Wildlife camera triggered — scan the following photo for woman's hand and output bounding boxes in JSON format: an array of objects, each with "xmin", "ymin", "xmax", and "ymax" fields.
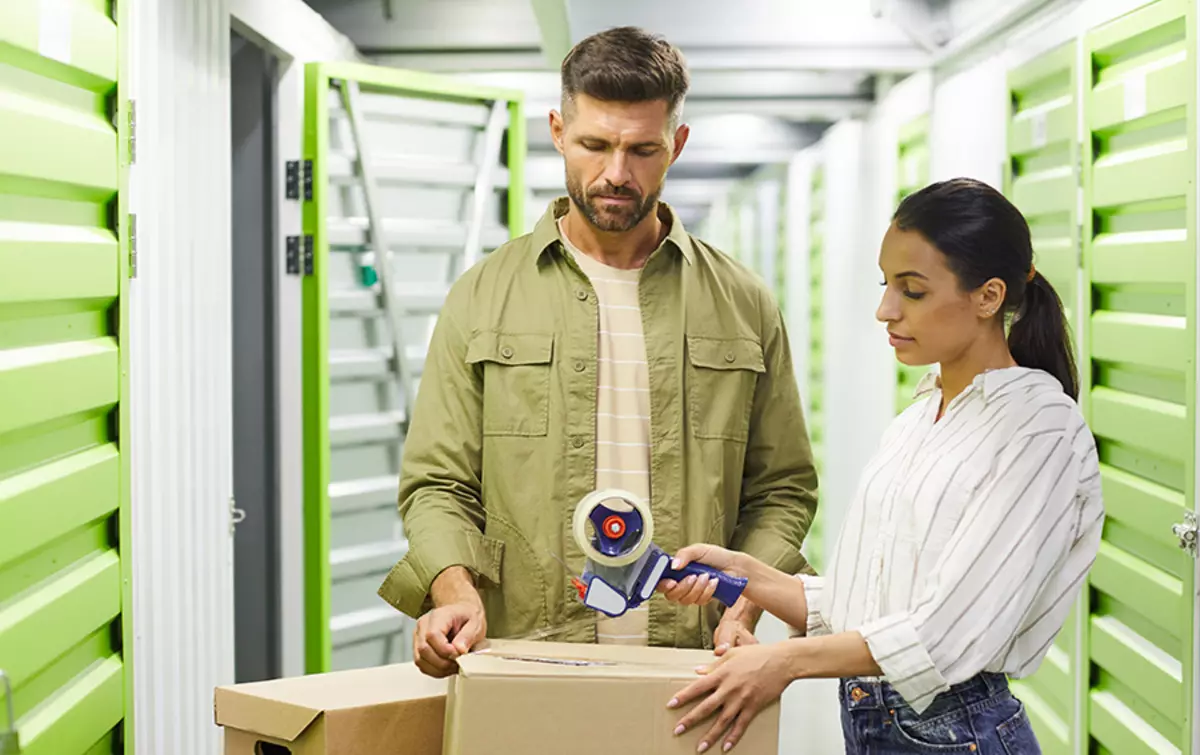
[
  {"xmin": 667, "ymin": 643, "xmax": 792, "ymax": 753},
  {"xmin": 656, "ymin": 544, "xmax": 746, "ymax": 606}
]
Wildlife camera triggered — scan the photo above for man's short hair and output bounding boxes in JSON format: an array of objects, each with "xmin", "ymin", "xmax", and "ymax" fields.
[{"xmin": 560, "ymin": 26, "xmax": 690, "ymax": 123}]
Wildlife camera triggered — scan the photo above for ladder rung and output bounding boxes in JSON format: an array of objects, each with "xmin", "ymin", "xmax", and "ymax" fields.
[
  {"xmin": 327, "ymin": 217, "xmax": 510, "ymax": 250},
  {"xmin": 327, "ymin": 153, "xmax": 510, "ymax": 189},
  {"xmin": 329, "ymin": 411, "xmax": 406, "ymax": 446},
  {"xmin": 329, "ymin": 476, "xmax": 399, "ymax": 514},
  {"xmin": 330, "ymin": 539, "xmax": 409, "ymax": 581},
  {"xmin": 328, "ymin": 347, "xmax": 426, "ymax": 379},
  {"xmin": 329, "ymin": 287, "xmax": 448, "ymax": 317},
  {"xmin": 329, "ymin": 604, "xmax": 410, "ymax": 647},
  {"xmin": 329, "ymin": 91, "xmax": 497, "ymax": 128}
]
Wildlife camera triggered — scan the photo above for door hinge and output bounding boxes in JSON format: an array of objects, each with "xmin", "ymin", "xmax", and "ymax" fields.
[
  {"xmin": 128, "ymin": 213, "xmax": 138, "ymax": 278},
  {"xmin": 1172, "ymin": 511, "xmax": 1198, "ymax": 558},
  {"xmin": 288, "ymin": 235, "xmax": 314, "ymax": 276},
  {"xmin": 286, "ymin": 235, "xmax": 300, "ymax": 275},
  {"xmin": 0, "ymin": 669, "xmax": 17, "ymax": 755},
  {"xmin": 303, "ymin": 159, "xmax": 313, "ymax": 200},
  {"xmin": 128, "ymin": 99, "xmax": 136, "ymax": 164},
  {"xmin": 286, "ymin": 160, "xmax": 300, "ymax": 200}
]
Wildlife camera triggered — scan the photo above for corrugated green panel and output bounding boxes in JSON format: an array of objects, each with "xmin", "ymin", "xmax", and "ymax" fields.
[
  {"xmin": 1084, "ymin": 3, "xmax": 1196, "ymax": 752},
  {"xmin": 894, "ymin": 115, "xmax": 930, "ymax": 413},
  {"xmin": 1083, "ymin": 2, "xmax": 1196, "ymax": 750},
  {"xmin": 1007, "ymin": 39, "xmax": 1080, "ymax": 367},
  {"xmin": 0, "ymin": 1, "xmax": 125, "ymax": 752},
  {"xmin": 804, "ymin": 165, "xmax": 825, "ymax": 571}
]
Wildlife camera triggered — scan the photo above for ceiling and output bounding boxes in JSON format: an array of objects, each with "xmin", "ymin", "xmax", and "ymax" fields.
[{"xmin": 300, "ymin": 0, "xmax": 1021, "ymax": 226}]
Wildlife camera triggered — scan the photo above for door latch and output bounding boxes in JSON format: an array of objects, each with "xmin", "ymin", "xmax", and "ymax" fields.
[
  {"xmin": 1, "ymin": 669, "xmax": 18, "ymax": 755},
  {"xmin": 1172, "ymin": 511, "xmax": 1198, "ymax": 558}
]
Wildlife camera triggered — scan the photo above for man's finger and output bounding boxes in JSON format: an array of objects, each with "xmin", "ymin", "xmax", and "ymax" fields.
[
  {"xmin": 452, "ymin": 615, "xmax": 485, "ymax": 655},
  {"xmin": 424, "ymin": 625, "xmax": 459, "ymax": 661}
]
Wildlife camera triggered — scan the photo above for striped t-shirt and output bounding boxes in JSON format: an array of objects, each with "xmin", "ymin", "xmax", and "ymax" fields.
[
  {"xmin": 558, "ymin": 220, "xmax": 651, "ymax": 645},
  {"xmin": 800, "ymin": 366, "xmax": 1104, "ymax": 713}
]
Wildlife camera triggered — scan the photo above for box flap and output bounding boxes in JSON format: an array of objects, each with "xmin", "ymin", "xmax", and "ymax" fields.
[
  {"xmin": 459, "ymin": 639, "xmax": 715, "ymax": 681},
  {"xmin": 214, "ymin": 687, "xmax": 321, "ymax": 742},
  {"xmin": 214, "ymin": 663, "xmax": 447, "ymax": 741}
]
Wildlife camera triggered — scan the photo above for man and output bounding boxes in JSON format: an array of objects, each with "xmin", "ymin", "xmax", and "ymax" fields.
[{"xmin": 377, "ymin": 26, "xmax": 818, "ymax": 678}]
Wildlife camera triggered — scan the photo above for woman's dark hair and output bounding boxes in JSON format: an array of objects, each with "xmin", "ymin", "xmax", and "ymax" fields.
[{"xmin": 893, "ymin": 177, "xmax": 1079, "ymax": 399}]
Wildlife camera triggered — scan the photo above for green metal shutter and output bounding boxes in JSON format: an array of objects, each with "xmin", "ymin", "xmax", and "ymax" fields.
[
  {"xmin": 1004, "ymin": 41, "xmax": 1082, "ymax": 755},
  {"xmin": 1083, "ymin": 1, "xmax": 1197, "ymax": 753},
  {"xmin": 0, "ymin": 1, "xmax": 130, "ymax": 754},
  {"xmin": 894, "ymin": 115, "xmax": 930, "ymax": 413},
  {"xmin": 804, "ymin": 164, "xmax": 825, "ymax": 571},
  {"xmin": 302, "ymin": 63, "xmax": 525, "ymax": 674}
]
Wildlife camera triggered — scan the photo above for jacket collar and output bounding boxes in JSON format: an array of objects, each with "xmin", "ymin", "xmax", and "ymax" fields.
[{"xmin": 531, "ymin": 197, "xmax": 695, "ymax": 266}]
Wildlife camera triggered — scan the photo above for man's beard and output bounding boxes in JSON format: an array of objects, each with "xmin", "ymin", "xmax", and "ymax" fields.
[{"xmin": 566, "ymin": 172, "xmax": 661, "ymax": 233}]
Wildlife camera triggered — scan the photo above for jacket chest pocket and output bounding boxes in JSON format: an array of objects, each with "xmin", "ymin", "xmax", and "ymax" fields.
[
  {"xmin": 685, "ymin": 336, "xmax": 765, "ymax": 442},
  {"xmin": 467, "ymin": 331, "xmax": 554, "ymax": 437}
]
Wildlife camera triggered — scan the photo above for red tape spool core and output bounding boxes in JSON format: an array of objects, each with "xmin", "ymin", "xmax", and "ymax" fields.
[{"xmin": 601, "ymin": 514, "xmax": 626, "ymax": 540}]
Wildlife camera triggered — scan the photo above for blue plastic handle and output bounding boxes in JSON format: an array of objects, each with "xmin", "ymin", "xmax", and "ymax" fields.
[{"xmin": 661, "ymin": 561, "xmax": 747, "ymax": 607}]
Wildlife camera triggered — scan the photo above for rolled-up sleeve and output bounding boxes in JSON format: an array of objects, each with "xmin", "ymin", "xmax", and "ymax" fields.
[
  {"xmin": 859, "ymin": 430, "xmax": 1095, "ymax": 713},
  {"xmin": 793, "ymin": 574, "xmax": 832, "ymax": 638},
  {"xmin": 377, "ymin": 282, "xmax": 504, "ymax": 618}
]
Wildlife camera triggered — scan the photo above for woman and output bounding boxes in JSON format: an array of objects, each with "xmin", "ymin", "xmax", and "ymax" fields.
[{"xmin": 660, "ymin": 178, "xmax": 1104, "ymax": 754}]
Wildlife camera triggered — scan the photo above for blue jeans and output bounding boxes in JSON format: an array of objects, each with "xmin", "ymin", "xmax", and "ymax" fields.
[{"xmin": 839, "ymin": 673, "xmax": 1042, "ymax": 754}]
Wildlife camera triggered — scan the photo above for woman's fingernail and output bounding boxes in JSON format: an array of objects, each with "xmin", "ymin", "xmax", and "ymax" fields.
[
  {"xmin": 671, "ymin": 558, "xmax": 681, "ymax": 569},
  {"xmin": 724, "ymin": 742, "xmax": 733, "ymax": 752},
  {"xmin": 667, "ymin": 698, "xmax": 678, "ymax": 709},
  {"xmin": 698, "ymin": 742, "xmax": 710, "ymax": 753},
  {"xmin": 674, "ymin": 725, "xmax": 685, "ymax": 736}
]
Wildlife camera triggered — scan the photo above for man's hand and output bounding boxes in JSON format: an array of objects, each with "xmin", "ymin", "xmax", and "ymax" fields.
[
  {"xmin": 713, "ymin": 596, "xmax": 762, "ymax": 656},
  {"xmin": 414, "ymin": 566, "xmax": 486, "ymax": 678},
  {"xmin": 413, "ymin": 601, "xmax": 486, "ymax": 677}
]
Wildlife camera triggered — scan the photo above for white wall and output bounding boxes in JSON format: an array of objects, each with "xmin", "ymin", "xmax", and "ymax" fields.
[
  {"xmin": 929, "ymin": 58, "xmax": 1008, "ymax": 187},
  {"xmin": 817, "ymin": 119, "xmax": 895, "ymax": 547},
  {"xmin": 127, "ymin": 1, "xmax": 361, "ymax": 750}
]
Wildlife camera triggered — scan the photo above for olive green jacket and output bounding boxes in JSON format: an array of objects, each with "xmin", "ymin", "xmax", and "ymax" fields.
[{"xmin": 378, "ymin": 198, "xmax": 818, "ymax": 648}]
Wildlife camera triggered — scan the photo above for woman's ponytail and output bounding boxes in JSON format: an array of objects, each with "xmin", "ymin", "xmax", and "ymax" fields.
[{"xmin": 1008, "ymin": 271, "xmax": 1079, "ymax": 400}]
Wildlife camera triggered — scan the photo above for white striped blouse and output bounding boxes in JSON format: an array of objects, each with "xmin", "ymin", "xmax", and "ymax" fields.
[{"xmin": 800, "ymin": 366, "xmax": 1105, "ymax": 714}]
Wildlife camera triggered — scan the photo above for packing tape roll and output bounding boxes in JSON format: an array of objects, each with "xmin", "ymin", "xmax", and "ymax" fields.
[{"xmin": 571, "ymin": 488, "xmax": 654, "ymax": 567}]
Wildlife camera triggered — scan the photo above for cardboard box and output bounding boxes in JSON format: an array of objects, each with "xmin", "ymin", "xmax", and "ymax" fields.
[
  {"xmin": 214, "ymin": 663, "xmax": 447, "ymax": 755},
  {"xmin": 445, "ymin": 640, "xmax": 781, "ymax": 755}
]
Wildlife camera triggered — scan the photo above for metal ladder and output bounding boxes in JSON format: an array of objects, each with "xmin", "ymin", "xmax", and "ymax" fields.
[{"xmin": 323, "ymin": 79, "xmax": 512, "ymax": 665}]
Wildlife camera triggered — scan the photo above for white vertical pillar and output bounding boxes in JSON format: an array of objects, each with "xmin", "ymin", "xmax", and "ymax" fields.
[{"xmin": 127, "ymin": 0, "xmax": 235, "ymax": 751}]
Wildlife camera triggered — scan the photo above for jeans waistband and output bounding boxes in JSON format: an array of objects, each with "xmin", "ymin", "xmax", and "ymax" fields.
[{"xmin": 841, "ymin": 672, "xmax": 1009, "ymax": 713}]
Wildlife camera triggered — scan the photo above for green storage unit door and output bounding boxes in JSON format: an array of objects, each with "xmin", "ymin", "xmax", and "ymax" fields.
[
  {"xmin": 1004, "ymin": 42, "xmax": 1083, "ymax": 755},
  {"xmin": 303, "ymin": 63, "xmax": 525, "ymax": 674},
  {"xmin": 894, "ymin": 115, "xmax": 930, "ymax": 413},
  {"xmin": 1084, "ymin": 1, "xmax": 1197, "ymax": 753},
  {"xmin": 804, "ymin": 164, "xmax": 825, "ymax": 571},
  {"xmin": 0, "ymin": 2, "xmax": 129, "ymax": 754}
]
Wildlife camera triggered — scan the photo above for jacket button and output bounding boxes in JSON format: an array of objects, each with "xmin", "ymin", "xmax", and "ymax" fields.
[
  {"xmin": 572, "ymin": 437, "xmax": 585, "ymax": 449},
  {"xmin": 574, "ymin": 360, "xmax": 586, "ymax": 373},
  {"xmin": 576, "ymin": 290, "xmax": 588, "ymax": 301},
  {"xmin": 500, "ymin": 346, "xmax": 514, "ymax": 359},
  {"xmin": 724, "ymin": 351, "xmax": 736, "ymax": 363}
]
